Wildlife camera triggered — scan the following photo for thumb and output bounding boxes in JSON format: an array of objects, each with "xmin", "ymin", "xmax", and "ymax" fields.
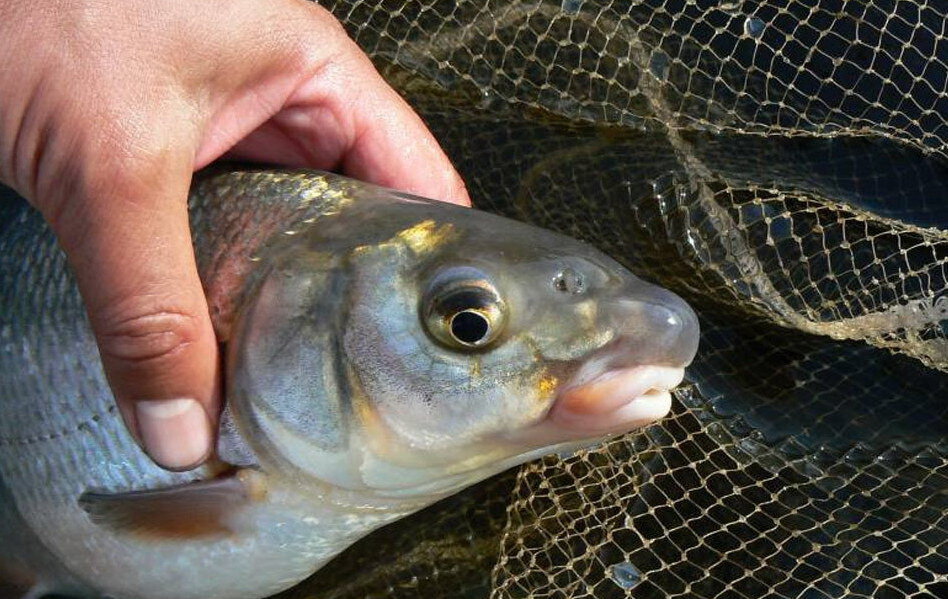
[{"xmin": 44, "ymin": 144, "xmax": 219, "ymax": 472}]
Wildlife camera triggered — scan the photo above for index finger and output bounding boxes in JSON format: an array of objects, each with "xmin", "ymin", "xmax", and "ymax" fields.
[{"xmin": 215, "ymin": 5, "xmax": 471, "ymax": 206}]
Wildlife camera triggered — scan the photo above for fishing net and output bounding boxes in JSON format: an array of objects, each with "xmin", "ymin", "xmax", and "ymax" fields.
[{"xmin": 277, "ymin": 1, "xmax": 948, "ymax": 597}]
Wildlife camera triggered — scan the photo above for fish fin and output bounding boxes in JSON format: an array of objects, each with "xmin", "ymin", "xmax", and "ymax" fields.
[{"xmin": 78, "ymin": 468, "xmax": 267, "ymax": 540}]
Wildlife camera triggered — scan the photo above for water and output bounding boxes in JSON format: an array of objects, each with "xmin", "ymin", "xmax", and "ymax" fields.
[
  {"xmin": 744, "ymin": 16, "xmax": 765, "ymax": 38},
  {"xmin": 649, "ymin": 50, "xmax": 670, "ymax": 80},
  {"xmin": 608, "ymin": 561, "xmax": 643, "ymax": 590},
  {"xmin": 560, "ymin": 0, "xmax": 582, "ymax": 15}
]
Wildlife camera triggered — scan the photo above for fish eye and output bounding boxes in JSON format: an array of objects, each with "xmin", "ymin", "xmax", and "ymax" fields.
[{"xmin": 422, "ymin": 268, "xmax": 507, "ymax": 350}]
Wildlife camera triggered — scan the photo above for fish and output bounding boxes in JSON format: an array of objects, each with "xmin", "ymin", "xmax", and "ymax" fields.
[{"xmin": 0, "ymin": 168, "xmax": 699, "ymax": 599}]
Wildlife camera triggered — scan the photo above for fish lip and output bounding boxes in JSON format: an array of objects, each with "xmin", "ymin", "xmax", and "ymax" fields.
[
  {"xmin": 557, "ymin": 365, "xmax": 685, "ymax": 413},
  {"xmin": 546, "ymin": 365, "xmax": 685, "ymax": 435}
]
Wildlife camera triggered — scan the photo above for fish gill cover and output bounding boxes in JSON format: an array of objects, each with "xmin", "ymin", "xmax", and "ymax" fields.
[{"xmin": 276, "ymin": 1, "xmax": 947, "ymax": 598}]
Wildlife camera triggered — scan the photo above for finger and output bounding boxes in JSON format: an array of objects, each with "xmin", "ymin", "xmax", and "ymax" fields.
[
  {"xmin": 228, "ymin": 80, "xmax": 471, "ymax": 206},
  {"xmin": 217, "ymin": 4, "xmax": 471, "ymax": 206},
  {"xmin": 333, "ymin": 73, "xmax": 472, "ymax": 207},
  {"xmin": 45, "ymin": 142, "xmax": 219, "ymax": 472}
]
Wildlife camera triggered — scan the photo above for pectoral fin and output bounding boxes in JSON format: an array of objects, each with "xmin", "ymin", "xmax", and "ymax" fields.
[{"xmin": 79, "ymin": 468, "xmax": 267, "ymax": 539}]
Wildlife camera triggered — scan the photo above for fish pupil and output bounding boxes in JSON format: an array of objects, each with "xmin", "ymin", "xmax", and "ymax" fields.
[{"xmin": 451, "ymin": 310, "xmax": 490, "ymax": 345}]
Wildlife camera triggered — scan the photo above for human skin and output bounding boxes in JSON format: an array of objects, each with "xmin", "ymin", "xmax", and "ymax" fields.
[{"xmin": 0, "ymin": 0, "xmax": 470, "ymax": 471}]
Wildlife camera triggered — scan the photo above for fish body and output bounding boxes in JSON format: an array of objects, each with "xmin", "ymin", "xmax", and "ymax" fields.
[{"xmin": 0, "ymin": 169, "xmax": 699, "ymax": 598}]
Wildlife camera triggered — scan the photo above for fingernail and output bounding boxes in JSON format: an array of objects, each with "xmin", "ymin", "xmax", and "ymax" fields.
[{"xmin": 135, "ymin": 398, "xmax": 210, "ymax": 471}]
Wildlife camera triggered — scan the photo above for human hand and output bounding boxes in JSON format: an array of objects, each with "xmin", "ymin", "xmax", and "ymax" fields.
[{"xmin": 0, "ymin": 0, "xmax": 469, "ymax": 471}]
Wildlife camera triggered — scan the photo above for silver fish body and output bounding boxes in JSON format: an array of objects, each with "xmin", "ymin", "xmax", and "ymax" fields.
[{"xmin": 0, "ymin": 169, "xmax": 699, "ymax": 598}]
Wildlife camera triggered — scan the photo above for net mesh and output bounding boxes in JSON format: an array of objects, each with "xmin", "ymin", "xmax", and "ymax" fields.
[{"xmin": 276, "ymin": 1, "xmax": 948, "ymax": 597}]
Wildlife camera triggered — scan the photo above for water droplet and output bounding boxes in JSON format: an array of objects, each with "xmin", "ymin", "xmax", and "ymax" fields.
[
  {"xmin": 675, "ymin": 384, "xmax": 699, "ymax": 407},
  {"xmin": 915, "ymin": 446, "xmax": 943, "ymax": 468},
  {"xmin": 844, "ymin": 443, "xmax": 874, "ymax": 464},
  {"xmin": 650, "ymin": 172, "xmax": 677, "ymax": 214},
  {"xmin": 648, "ymin": 50, "xmax": 670, "ymax": 80},
  {"xmin": 801, "ymin": 458, "xmax": 824, "ymax": 478},
  {"xmin": 738, "ymin": 437, "xmax": 765, "ymax": 456},
  {"xmin": 676, "ymin": 182, "xmax": 691, "ymax": 204},
  {"xmin": 561, "ymin": 0, "xmax": 582, "ymax": 15},
  {"xmin": 684, "ymin": 229, "xmax": 700, "ymax": 253},
  {"xmin": 706, "ymin": 421, "xmax": 732, "ymax": 444},
  {"xmin": 478, "ymin": 88, "xmax": 504, "ymax": 110},
  {"xmin": 650, "ymin": 186, "xmax": 667, "ymax": 215},
  {"xmin": 776, "ymin": 437, "xmax": 808, "ymax": 459},
  {"xmin": 655, "ymin": 194, "xmax": 668, "ymax": 215},
  {"xmin": 744, "ymin": 16, "xmax": 765, "ymax": 38},
  {"xmin": 608, "ymin": 561, "xmax": 642, "ymax": 589}
]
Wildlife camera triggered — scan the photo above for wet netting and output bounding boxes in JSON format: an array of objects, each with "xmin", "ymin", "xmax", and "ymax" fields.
[{"xmin": 278, "ymin": 1, "xmax": 948, "ymax": 598}]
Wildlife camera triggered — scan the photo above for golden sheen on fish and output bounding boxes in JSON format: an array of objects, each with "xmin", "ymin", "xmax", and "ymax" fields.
[{"xmin": 0, "ymin": 169, "xmax": 699, "ymax": 599}]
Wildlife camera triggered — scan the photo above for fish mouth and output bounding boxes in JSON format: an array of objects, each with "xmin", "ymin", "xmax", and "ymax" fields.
[
  {"xmin": 344, "ymin": 366, "xmax": 685, "ymax": 500},
  {"xmin": 548, "ymin": 365, "xmax": 685, "ymax": 435}
]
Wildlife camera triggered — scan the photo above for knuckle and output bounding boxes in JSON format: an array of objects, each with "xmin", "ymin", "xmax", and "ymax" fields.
[
  {"xmin": 283, "ymin": 1, "xmax": 354, "ymax": 70},
  {"xmin": 98, "ymin": 308, "xmax": 200, "ymax": 368},
  {"xmin": 294, "ymin": 0, "xmax": 347, "ymax": 36}
]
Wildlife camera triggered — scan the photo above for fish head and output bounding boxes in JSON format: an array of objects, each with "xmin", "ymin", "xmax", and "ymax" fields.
[{"xmin": 228, "ymin": 188, "xmax": 699, "ymax": 501}]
